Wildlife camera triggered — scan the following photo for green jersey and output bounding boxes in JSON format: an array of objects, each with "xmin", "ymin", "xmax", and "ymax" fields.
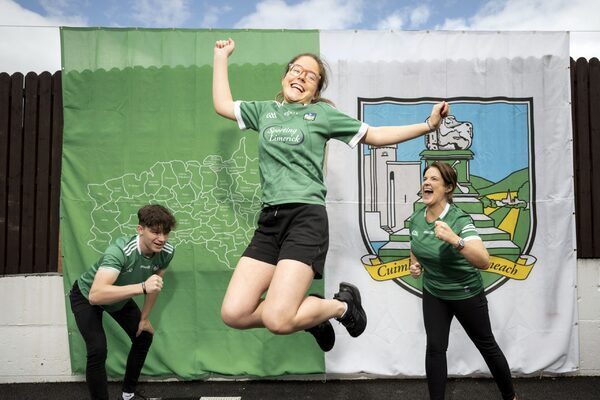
[
  {"xmin": 409, "ymin": 203, "xmax": 483, "ymax": 300},
  {"xmin": 77, "ymin": 235, "xmax": 175, "ymax": 311},
  {"xmin": 235, "ymin": 100, "xmax": 368, "ymax": 206}
]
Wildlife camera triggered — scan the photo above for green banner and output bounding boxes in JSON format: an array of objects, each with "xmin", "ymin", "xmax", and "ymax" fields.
[{"xmin": 60, "ymin": 28, "xmax": 323, "ymax": 378}]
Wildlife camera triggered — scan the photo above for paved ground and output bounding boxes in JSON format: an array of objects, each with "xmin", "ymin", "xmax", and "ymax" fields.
[{"xmin": 1, "ymin": 376, "xmax": 599, "ymax": 399}]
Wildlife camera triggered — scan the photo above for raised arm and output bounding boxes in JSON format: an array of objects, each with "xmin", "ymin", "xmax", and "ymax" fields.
[
  {"xmin": 212, "ymin": 38, "xmax": 236, "ymax": 121},
  {"xmin": 362, "ymin": 101, "xmax": 449, "ymax": 146}
]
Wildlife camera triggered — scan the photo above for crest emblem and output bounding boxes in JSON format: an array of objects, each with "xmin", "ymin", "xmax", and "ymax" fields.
[
  {"xmin": 358, "ymin": 97, "xmax": 537, "ymax": 296},
  {"xmin": 304, "ymin": 112, "xmax": 317, "ymax": 121}
]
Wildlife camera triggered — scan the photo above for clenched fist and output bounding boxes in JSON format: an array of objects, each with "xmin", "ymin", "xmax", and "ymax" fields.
[
  {"xmin": 143, "ymin": 274, "xmax": 163, "ymax": 294},
  {"xmin": 214, "ymin": 38, "xmax": 235, "ymax": 58},
  {"xmin": 428, "ymin": 101, "xmax": 450, "ymax": 130},
  {"xmin": 410, "ymin": 261, "xmax": 422, "ymax": 278},
  {"xmin": 434, "ymin": 220, "xmax": 459, "ymax": 245}
]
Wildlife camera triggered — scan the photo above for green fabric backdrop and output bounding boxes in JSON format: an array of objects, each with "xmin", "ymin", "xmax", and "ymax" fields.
[{"xmin": 60, "ymin": 27, "xmax": 324, "ymax": 378}]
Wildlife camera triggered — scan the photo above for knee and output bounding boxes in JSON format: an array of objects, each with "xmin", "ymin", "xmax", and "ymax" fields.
[
  {"xmin": 134, "ymin": 331, "xmax": 153, "ymax": 349},
  {"xmin": 426, "ymin": 340, "xmax": 448, "ymax": 355},
  {"xmin": 86, "ymin": 341, "xmax": 108, "ymax": 363},
  {"xmin": 221, "ymin": 304, "xmax": 250, "ymax": 329},
  {"xmin": 475, "ymin": 340, "xmax": 502, "ymax": 355},
  {"xmin": 262, "ymin": 310, "xmax": 295, "ymax": 335}
]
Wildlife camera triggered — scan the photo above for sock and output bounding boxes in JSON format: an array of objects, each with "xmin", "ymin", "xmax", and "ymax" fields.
[
  {"xmin": 122, "ymin": 392, "xmax": 135, "ymax": 400},
  {"xmin": 338, "ymin": 302, "xmax": 348, "ymax": 319}
]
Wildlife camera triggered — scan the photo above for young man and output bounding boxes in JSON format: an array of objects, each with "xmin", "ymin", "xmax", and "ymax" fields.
[{"xmin": 69, "ymin": 204, "xmax": 177, "ymax": 400}]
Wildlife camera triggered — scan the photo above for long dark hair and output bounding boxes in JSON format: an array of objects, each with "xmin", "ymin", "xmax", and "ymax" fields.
[{"xmin": 276, "ymin": 53, "xmax": 333, "ymax": 105}]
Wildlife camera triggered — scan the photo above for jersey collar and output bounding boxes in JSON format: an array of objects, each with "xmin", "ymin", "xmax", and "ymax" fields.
[
  {"xmin": 136, "ymin": 235, "xmax": 142, "ymax": 255},
  {"xmin": 423, "ymin": 202, "xmax": 450, "ymax": 221},
  {"xmin": 278, "ymin": 100, "xmax": 311, "ymax": 107},
  {"xmin": 137, "ymin": 234, "xmax": 158, "ymax": 259}
]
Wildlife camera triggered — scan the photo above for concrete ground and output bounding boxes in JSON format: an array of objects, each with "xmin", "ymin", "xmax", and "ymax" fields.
[{"xmin": 1, "ymin": 376, "xmax": 599, "ymax": 399}]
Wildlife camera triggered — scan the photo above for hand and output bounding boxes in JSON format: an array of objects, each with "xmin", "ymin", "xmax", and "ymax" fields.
[
  {"xmin": 434, "ymin": 220, "xmax": 459, "ymax": 244},
  {"xmin": 428, "ymin": 101, "xmax": 450, "ymax": 130},
  {"xmin": 214, "ymin": 38, "xmax": 235, "ymax": 58},
  {"xmin": 136, "ymin": 318, "xmax": 154, "ymax": 337},
  {"xmin": 143, "ymin": 274, "xmax": 163, "ymax": 294},
  {"xmin": 409, "ymin": 261, "xmax": 422, "ymax": 278}
]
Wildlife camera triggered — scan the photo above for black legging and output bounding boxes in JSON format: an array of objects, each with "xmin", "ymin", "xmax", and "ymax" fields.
[
  {"xmin": 423, "ymin": 289, "xmax": 515, "ymax": 400},
  {"xmin": 70, "ymin": 281, "xmax": 153, "ymax": 400}
]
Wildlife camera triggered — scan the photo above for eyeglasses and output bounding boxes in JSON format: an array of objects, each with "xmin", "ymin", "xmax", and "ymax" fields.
[{"xmin": 287, "ymin": 63, "xmax": 320, "ymax": 84}]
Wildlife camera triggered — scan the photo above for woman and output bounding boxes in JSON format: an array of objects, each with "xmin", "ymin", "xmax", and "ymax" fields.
[
  {"xmin": 213, "ymin": 38, "xmax": 449, "ymax": 352},
  {"xmin": 409, "ymin": 161, "xmax": 516, "ymax": 400}
]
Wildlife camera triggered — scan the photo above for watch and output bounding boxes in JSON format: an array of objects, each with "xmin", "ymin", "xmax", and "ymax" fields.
[{"xmin": 455, "ymin": 238, "xmax": 465, "ymax": 251}]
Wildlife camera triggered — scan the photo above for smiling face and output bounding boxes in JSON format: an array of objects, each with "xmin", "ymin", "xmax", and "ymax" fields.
[
  {"xmin": 421, "ymin": 166, "xmax": 453, "ymax": 208},
  {"xmin": 137, "ymin": 225, "xmax": 169, "ymax": 256},
  {"xmin": 281, "ymin": 55, "xmax": 321, "ymax": 104}
]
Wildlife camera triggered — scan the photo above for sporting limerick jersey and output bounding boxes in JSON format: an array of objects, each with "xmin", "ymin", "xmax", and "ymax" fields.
[
  {"xmin": 234, "ymin": 100, "xmax": 368, "ymax": 206},
  {"xmin": 409, "ymin": 203, "xmax": 483, "ymax": 300},
  {"xmin": 77, "ymin": 235, "xmax": 175, "ymax": 311}
]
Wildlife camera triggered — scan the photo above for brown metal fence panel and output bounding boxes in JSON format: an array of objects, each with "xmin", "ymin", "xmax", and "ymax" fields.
[
  {"xmin": 0, "ymin": 72, "xmax": 63, "ymax": 275},
  {"xmin": 572, "ymin": 57, "xmax": 600, "ymax": 258},
  {"xmin": 0, "ymin": 73, "xmax": 9, "ymax": 274},
  {"xmin": 589, "ymin": 58, "xmax": 600, "ymax": 258},
  {"xmin": 21, "ymin": 72, "xmax": 39, "ymax": 273},
  {"xmin": 35, "ymin": 72, "xmax": 52, "ymax": 273},
  {"xmin": 573, "ymin": 58, "xmax": 590, "ymax": 256},
  {"xmin": 49, "ymin": 71, "xmax": 63, "ymax": 273},
  {"xmin": 6, "ymin": 73, "xmax": 24, "ymax": 274}
]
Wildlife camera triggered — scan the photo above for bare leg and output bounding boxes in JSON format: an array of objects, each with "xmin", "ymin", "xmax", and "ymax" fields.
[
  {"xmin": 220, "ymin": 256, "xmax": 275, "ymax": 329},
  {"xmin": 261, "ymin": 259, "xmax": 345, "ymax": 334}
]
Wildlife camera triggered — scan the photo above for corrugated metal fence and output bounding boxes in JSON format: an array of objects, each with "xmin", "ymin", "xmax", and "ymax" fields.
[
  {"xmin": 572, "ymin": 58, "xmax": 600, "ymax": 258},
  {"xmin": 0, "ymin": 72, "xmax": 62, "ymax": 275},
  {"xmin": 0, "ymin": 58, "xmax": 599, "ymax": 274}
]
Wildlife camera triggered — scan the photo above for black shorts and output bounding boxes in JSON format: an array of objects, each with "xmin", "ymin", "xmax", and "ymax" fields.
[{"xmin": 242, "ymin": 203, "xmax": 329, "ymax": 279}]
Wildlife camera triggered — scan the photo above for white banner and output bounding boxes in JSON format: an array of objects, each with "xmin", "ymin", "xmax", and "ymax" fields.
[{"xmin": 321, "ymin": 31, "xmax": 577, "ymax": 376}]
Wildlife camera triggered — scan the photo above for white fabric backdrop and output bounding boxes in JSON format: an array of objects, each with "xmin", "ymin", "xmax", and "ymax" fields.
[{"xmin": 321, "ymin": 31, "xmax": 577, "ymax": 376}]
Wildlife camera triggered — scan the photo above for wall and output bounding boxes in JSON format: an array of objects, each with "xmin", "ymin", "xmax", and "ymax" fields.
[
  {"xmin": 1, "ymin": 260, "xmax": 599, "ymax": 384},
  {"xmin": 0, "ymin": 275, "xmax": 75, "ymax": 383},
  {"xmin": 577, "ymin": 259, "xmax": 600, "ymax": 375}
]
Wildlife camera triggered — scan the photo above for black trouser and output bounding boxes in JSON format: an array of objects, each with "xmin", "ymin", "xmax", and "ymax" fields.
[
  {"xmin": 423, "ymin": 289, "xmax": 515, "ymax": 400},
  {"xmin": 70, "ymin": 281, "xmax": 153, "ymax": 400}
]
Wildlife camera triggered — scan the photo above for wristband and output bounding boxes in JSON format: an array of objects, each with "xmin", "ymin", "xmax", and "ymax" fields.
[
  {"xmin": 141, "ymin": 281, "xmax": 147, "ymax": 295},
  {"xmin": 426, "ymin": 119, "xmax": 434, "ymax": 132}
]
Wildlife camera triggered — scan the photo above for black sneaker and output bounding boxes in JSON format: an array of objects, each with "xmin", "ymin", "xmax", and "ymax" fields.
[
  {"xmin": 334, "ymin": 282, "xmax": 367, "ymax": 337},
  {"xmin": 304, "ymin": 294, "xmax": 335, "ymax": 352}
]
